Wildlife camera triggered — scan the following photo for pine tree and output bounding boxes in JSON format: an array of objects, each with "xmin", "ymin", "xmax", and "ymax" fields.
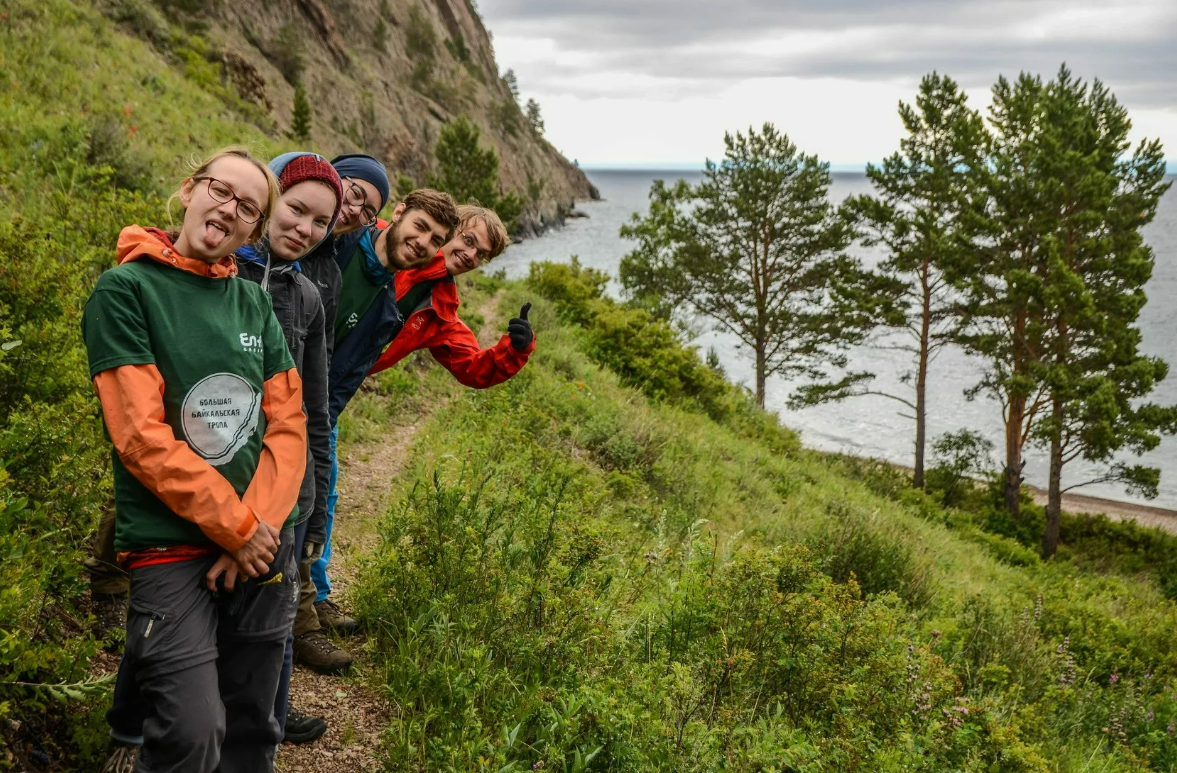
[
  {"xmin": 525, "ymin": 98, "xmax": 544, "ymax": 134},
  {"xmin": 503, "ymin": 69, "xmax": 519, "ymax": 102},
  {"xmin": 796, "ymin": 72, "xmax": 986, "ymax": 488},
  {"xmin": 290, "ymin": 81, "xmax": 312, "ymax": 142},
  {"xmin": 955, "ymin": 72, "xmax": 1054, "ymax": 520},
  {"xmin": 619, "ymin": 123, "xmax": 873, "ymax": 408},
  {"xmin": 1027, "ymin": 67, "xmax": 1176, "ymax": 557},
  {"xmin": 429, "ymin": 114, "xmax": 522, "ymax": 230}
]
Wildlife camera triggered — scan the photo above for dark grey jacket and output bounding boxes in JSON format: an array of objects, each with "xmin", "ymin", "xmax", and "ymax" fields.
[
  {"xmin": 299, "ymin": 236, "xmax": 343, "ymax": 363},
  {"xmin": 236, "ymin": 249, "xmax": 331, "ymax": 547}
]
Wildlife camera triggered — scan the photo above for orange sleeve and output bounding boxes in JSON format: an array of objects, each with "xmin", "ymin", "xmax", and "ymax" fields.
[
  {"xmin": 242, "ymin": 368, "xmax": 307, "ymax": 530},
  {"xmin": 94, "ymin": 364, "xmax": 260, "ymax": 552}
]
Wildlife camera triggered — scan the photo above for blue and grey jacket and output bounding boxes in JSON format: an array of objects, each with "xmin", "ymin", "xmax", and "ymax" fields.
[{"xmin": 327, "ymin": 226, "xmax": 404, "ymax": 425}]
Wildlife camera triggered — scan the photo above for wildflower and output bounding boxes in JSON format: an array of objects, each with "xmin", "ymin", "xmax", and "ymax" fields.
[
  {"xmin": 1109, "ymin": 673, "xmax": 1120, "ymax": 687},
  {"xmin": 1167, "ymin": 724, "xmax": 1174, "ymax": 736},
  {"xmin": 1147, "ymin": 709, "xmax": 1155, "ymax": 723}
]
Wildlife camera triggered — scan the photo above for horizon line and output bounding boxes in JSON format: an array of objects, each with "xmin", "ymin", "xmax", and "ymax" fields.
[{"xmin": 580, "ymin": 161, "xmax": 1177, "ymax": 174}]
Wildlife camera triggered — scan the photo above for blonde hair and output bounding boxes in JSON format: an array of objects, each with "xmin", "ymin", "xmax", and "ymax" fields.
[
  {"xmin": 456, "ymin": 204, "xmax": 508, "ymax": 260},
  {"xmin": 167, "ymin": 146, "xmax": 280, "ymax": 242}
]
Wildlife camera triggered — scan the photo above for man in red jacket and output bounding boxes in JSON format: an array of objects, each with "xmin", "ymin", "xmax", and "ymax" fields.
[{"xmin": 368, "ymin": 205, "xmax": 535, "ymax": 381}]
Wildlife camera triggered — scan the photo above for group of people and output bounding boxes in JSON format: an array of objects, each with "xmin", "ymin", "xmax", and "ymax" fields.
[{"xmin": 83, "ymin": 146, "xmax": 535, "ymax": 772}]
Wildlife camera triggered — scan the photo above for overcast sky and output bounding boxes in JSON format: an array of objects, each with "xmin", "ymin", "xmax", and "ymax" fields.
[{"xmin": 478, "ymin": 0, "xmax": 1177, "ymax": 168}]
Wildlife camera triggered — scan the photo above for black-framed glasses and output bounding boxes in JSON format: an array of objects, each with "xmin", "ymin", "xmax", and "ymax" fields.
[
  {"xmin": 457, "ymin": 230, "xmax": 490, "ymax": 263},
  {"xmin": 193, "ymin": 177, "xmax": 264, "ymax": 224},
  {"xmin": 342, "ymin": 177, "xmax": 379, "ymax": 225}
]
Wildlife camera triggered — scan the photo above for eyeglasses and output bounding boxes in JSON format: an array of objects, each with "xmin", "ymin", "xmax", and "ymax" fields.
[
  {"xmin": 457, "ymin": 230, "xmax": 490, "ymax": 263},
  {"xmin": 193, "ymin": 177, "xmax": 264, "ymax": 224},
  {"xmin": 342, "ymin": 177, "xmax": 379, "ymax": 225}
]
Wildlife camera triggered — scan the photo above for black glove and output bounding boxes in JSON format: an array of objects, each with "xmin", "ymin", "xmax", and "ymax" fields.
[{"xmin": 508, "ymin": 303, "xmax": 534, "ymax": 352}]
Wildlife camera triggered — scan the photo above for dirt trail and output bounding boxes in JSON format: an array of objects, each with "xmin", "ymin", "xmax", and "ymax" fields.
[
  {"xmin": 278, "ymin": 290, "xmax": 506, "ymax": 771},
  {"xmin": 276, "ymin": 418, "xmax": 422, "ymax": 772}
]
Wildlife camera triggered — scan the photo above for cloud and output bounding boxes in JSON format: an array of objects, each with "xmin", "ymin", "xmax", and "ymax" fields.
[{"xmin": 481, "ymin": 0, "xmax": 1177, "ymax": 107}]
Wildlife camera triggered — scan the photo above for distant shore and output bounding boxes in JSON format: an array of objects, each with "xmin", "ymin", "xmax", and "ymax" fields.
[
  {"xmin": 845, "ymin": 452, "xmax": 1177, "ymax": 534},
  {"xmin": 1027, "ymin": 488, "xmax": 1177, "ymax": 534}
]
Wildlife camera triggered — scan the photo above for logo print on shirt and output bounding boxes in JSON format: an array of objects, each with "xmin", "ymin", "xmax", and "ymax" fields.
[
  {"xmin": 346, "ymin": 312, "xmax": 359, "ymax": 329},
  {"xmin": 180, "ymin": 373, "xmax": 261, "ymax": 466},
  {"xmin": 239, "ymin": 332, "xmax": 263, "ymax": 354}
]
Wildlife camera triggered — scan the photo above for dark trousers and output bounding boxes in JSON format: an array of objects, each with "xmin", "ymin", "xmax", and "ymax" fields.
[
  {"xmin": 273, "ymin": 519, "xmax": 309, "ymax": 735},
  {"xmin": 108, "ymin": 530, "xmax": 297, "ymax": 773}
]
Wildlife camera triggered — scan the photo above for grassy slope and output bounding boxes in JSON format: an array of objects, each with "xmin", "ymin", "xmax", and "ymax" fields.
[{"xmin": 347, "ymin": 276, "xmax": 1177, "ymax": 772}]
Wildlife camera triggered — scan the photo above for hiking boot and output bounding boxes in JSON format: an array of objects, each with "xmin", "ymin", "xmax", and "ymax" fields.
[
  {"xmin": 293, "ymin": 630, "xmax": 354, "ymax": 674},
  {"xmin": 92, "ymin": 592, "xmax": 128, "ymax": 645},
  {"xmin": 100, "ymin": 743, "xmax": 138, "ymax": 773},
  {"xmin": 283, "ymin": 707, "xmax": 328, "ymax": 744},
  {"xmin": 314, "ymin": 598, "xmax": 359, "ymax": 635}
]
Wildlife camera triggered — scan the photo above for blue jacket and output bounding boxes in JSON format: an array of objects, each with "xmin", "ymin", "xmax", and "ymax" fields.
[{"xmin": 327, "ymin": 226, "xmax": 403, "ymax": 424}]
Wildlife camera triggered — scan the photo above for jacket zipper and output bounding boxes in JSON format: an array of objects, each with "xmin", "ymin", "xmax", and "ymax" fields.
[{"xmin": 143, "ymin": 611, "xmax": 165, "ymax": 638}]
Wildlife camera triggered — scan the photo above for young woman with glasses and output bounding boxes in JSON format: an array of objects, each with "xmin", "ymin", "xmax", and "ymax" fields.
[{"xmin": 85, "ymin": 147, "xmax": 307, "ymax": 773}]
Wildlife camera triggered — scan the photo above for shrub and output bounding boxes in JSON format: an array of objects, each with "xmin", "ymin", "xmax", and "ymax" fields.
[{"xmin": 926, "ymin": 429, "xmax": 996, "ymax": 507}]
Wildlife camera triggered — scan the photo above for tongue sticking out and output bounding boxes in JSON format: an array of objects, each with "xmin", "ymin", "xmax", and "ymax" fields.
[{"xmin": 202, "ymin": 221, "xmax": 229, "ymax": 250}]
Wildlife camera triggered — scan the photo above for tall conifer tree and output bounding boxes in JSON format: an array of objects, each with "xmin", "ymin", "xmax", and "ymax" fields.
[
  {"xmin": 1028, "ymin": 68, "xmax": 1175, "ymax": 556},
  {"xmin": 956, "ymin": 73, "xmax": 1054, "ymax": 519},
  {"xmin": 797, "ymin": 73, "xmax": 986, "ymax": 488},
  {"xmin": 619, "ymin": 124, "xmax": 873, "ymax": 408}
]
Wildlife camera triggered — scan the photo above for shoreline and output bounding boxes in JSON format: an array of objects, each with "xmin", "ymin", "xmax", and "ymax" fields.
[
  {"xmin": 1027, "ymin": 487, "xmax": 1177, "ymax": 533},
  {"xmin": 831, "ymin": 450, "xmax": 1177, "ymax": 534}
]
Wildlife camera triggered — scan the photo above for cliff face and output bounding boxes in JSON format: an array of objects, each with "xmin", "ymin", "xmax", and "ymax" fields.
[{"xmin": 187, "ymin": 0, "xmax": 595, "ymax": 229}]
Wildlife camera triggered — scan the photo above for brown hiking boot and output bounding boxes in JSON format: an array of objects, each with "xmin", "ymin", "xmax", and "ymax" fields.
[
  {"xmin": 314, "ymin": 598, "xmax": 359, "ymax": 635},
  {"xmin": 92, "ymin": 592, "xmax": 128, "ymax": 645},
  {"xmin": 293, "ymin": 631, "xmax": 354, "ymax": 674}
]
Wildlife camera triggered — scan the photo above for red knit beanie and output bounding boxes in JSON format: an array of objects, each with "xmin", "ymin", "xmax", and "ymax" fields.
[{"xmin": 278, "ymin": 154, "xmax": 344, "ymax": 226}]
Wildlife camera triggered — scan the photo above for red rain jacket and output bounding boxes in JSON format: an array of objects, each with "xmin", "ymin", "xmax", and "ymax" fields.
[{"xmin": 368, "ymin": 254, "xmax": 534, "ymax": 386}]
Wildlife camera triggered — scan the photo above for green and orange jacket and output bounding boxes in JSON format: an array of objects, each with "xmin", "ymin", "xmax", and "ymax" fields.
[{"xmin": 83, "ymin": 226, "xmax": 307, "ymax": 557}]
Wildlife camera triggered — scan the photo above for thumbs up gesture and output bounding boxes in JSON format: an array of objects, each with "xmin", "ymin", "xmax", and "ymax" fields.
[{"xmin": 508, "ymin": 303, "xmax": 534, "ymax": 352}]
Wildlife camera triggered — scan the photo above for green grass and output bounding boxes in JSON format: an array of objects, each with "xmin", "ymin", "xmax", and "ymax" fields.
[{"xmin": 348, "ymin": 270, "xmax": 1177, "ymax": 772}]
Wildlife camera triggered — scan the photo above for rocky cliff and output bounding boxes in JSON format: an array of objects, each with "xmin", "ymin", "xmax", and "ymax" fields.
[{"xmin": 108, "ymin": 0, "xmax": 598, "ymax": 232}]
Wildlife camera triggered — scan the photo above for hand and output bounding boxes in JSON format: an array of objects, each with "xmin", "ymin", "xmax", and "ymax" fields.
[
  {"xmin": 507, "ymin": 303, "xmax": 533, "ymax": 352},
  {"xmin": 205, "ymin": 553, "xmax": 243, "ymax": 593},
  {"xmin": 232, "ymin": 520, "xmax": 280, "ymax": 579},
  {"xmin": 304, "ymin": 540, "xmax": 324, "ymax": 563}
]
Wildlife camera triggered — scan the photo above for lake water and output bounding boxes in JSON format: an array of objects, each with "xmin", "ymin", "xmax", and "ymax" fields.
[{"xmin": 495, "ymin": 170, "xmax": 1177, "ymax": 510}]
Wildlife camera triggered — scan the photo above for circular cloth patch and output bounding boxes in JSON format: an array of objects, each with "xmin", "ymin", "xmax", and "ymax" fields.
[{"xmin": 181, "ymin": 373, "xmax": 262, "ymax": 467}]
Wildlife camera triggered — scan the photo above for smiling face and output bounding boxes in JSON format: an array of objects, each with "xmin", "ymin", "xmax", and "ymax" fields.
[
  {"xmin": 334, "ymin": 177, "xmax": 382, "ymax": 235},
  {"xmin": 268, "ymin": 181, "xmax": 338, "ymax": 261},
  {"xmin": 443, "ymin": 219, "xmax": 493, "ymax": 276},
  {"xmin": 381, "ymin": 203, "xmax": 450, "ymax": 270},
  {"xmin": 173, "ymin": 156, "xmax": 270, "ymax": 262}
]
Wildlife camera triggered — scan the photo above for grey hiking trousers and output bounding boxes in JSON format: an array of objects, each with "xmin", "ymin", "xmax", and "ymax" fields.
[{"xmin": 116, "ymin": 529, "xmax": 298, "ymax": 773}]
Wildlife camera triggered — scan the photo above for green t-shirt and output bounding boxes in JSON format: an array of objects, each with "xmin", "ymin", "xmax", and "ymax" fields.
[
  {"xmin": 83, "ymin": 259, "xmax": 298, "ymax": 552},
  {"xmin": 334, "ymin": 249, "xmax": 386, "ymax": 347},
  {"xmin": 395, "ymin": 278, "xmax": 437, "ymax": 320}
]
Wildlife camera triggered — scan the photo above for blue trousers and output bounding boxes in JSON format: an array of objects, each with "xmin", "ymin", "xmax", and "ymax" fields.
[{"xmin": 309, "ymin": 425, "xmax": 339, "ymax": 603}]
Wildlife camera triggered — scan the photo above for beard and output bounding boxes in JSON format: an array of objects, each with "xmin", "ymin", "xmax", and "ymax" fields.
[{"xmin": 381, "ymin": 216, "xmax": 416, "ymax": 271}]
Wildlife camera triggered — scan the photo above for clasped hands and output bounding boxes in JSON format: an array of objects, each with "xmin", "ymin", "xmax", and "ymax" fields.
[{"xmin": 204, "ymin": 520, "xmax": 281, "ymax": 592}]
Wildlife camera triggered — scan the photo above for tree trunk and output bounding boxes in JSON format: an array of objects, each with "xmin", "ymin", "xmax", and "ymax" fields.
[
  {"xmin": 755, "ymin": 346, "xmax": 767, "ymax": 409},
  {"xmin": 1043, "ymin": 401, "xmax": 1064, "ymax": 558},
  {"xmin": 913, "ymin": 262, "xmax": 932, "ymax": 489},
  {"xmin": 1004, "ymin": 309, "xmax": 1028, "ymax": 519},
  {"xmin": 1004, "ymin": 394, "xmax": 1025, "ymax": 519}
]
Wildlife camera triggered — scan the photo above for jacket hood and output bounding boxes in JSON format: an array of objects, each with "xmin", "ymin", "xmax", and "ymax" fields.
[
  {"xmin": 395, "ymin": 253, "xmax": 459, "ymax": 322},
  {"xmin": 116, "ymin": 226, "xmax": 238, "ymax": 279}
]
